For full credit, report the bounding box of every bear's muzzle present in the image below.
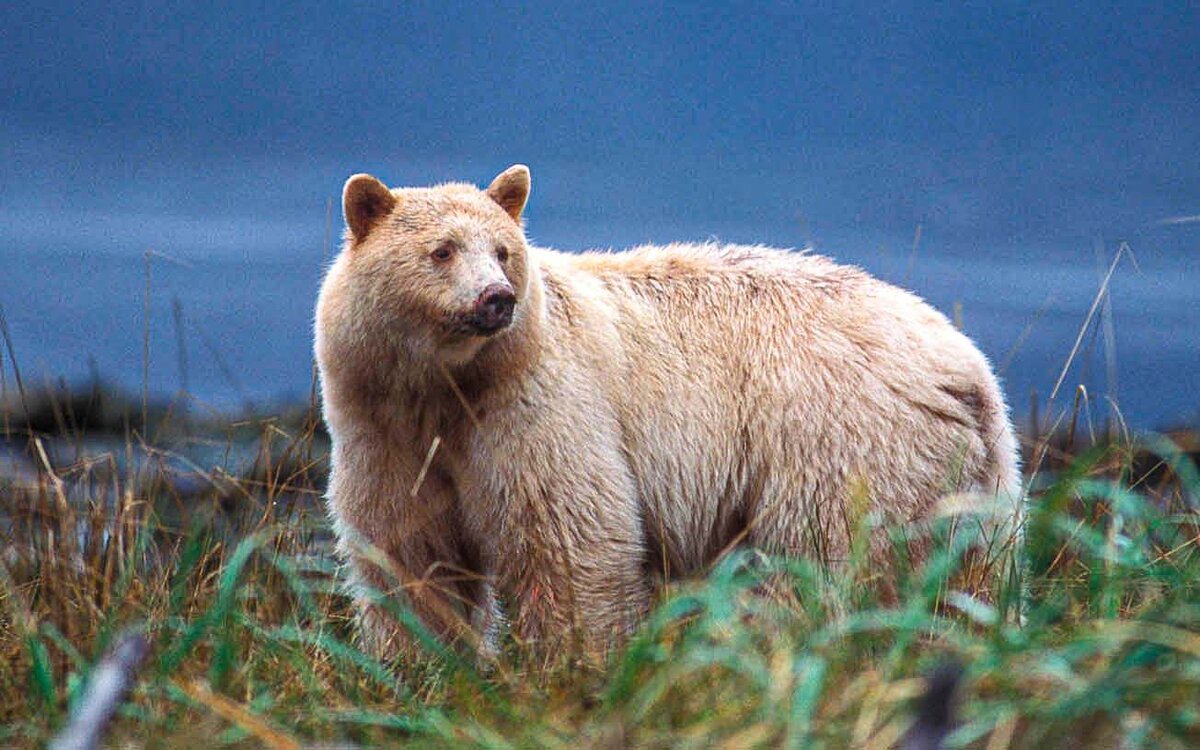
[469,283,516,335]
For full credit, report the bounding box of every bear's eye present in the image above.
[496,245,509,263]
[430,242,456,263]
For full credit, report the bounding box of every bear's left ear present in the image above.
[486,164,531,223]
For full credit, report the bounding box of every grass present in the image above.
[2,385,1200,748]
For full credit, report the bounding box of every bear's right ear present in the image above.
[343,174,397,241]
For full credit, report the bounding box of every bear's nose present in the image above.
[472,283,516,334]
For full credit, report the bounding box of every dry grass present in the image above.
[1,384,1199,748]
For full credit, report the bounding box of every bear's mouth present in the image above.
[450,309,515,338]
[468,316,511,336]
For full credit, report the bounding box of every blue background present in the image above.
[1,2,1197,426]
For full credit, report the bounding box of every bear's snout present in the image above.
[471,283,516,334]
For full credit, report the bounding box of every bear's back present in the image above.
[525,242,1018,570]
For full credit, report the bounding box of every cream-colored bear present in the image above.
[315,165,1021,657]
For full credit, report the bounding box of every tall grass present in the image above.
[1,388,1199,747]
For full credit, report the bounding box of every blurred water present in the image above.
[2,2,1199,433]
[1,187,1197,429]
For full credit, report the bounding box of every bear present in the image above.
[314,164,1022,659]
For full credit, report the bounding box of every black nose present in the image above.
[472,283,516,333]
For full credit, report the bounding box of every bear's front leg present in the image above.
[344,524,491,661]
[327,440,489,660]
[488,456,653,658]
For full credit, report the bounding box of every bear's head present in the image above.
[321,165,534,373]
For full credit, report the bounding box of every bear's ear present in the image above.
[343,174,397,241]
[486,164,531,223]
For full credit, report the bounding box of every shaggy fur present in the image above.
[315,165,1021,657]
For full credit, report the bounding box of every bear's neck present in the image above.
[327,275,544,452]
